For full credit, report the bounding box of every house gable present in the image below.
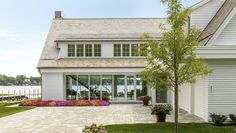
[208,6,236,46]
[190,0,225,30]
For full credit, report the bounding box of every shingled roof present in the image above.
[38,18,168,68]
[198,0,236,46]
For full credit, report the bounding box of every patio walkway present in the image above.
[0,104,204,133]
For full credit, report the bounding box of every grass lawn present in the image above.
[0,94,12,96]
[105,123,236,133]
[0,101,35,118]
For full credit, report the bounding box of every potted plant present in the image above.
[139,96,151,106]
[151,103,173,122]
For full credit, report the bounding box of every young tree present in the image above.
[140,0,212,133]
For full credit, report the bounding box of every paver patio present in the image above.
[0,104,204,133]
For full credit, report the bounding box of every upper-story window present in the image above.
[67,44,101,57]
[94,44,101,57]
[68,44,75,57]
[114,44,121,56]
[85,44,93,57]
[131,44,139,56]
[113,43,145,57]
[76,44,84,57]
[122,44,130,56]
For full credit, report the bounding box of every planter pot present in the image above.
[143,100,149,106]
[157,114,166,122]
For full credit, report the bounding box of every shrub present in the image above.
[210,113,227,126]
[151,103,172,115]
[83,123,107,133]
[229,114,236,125]
[19,100,110,106]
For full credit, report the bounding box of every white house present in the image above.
[38,0,236,121]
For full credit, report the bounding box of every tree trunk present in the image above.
[174,84,179,133]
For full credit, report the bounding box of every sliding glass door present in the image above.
[66,74,147,101]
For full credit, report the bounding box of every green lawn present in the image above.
[0,94,12,96]
[105,123,236,133]
[0,102,35,118]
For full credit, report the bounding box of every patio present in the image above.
[0,104,204,133]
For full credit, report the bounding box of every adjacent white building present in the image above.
[38,0,236,121]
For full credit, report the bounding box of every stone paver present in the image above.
[0,104,204,133]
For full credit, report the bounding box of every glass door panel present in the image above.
[127,76,135,100]
[66,75,77,100]
[90,75,100,100]
[101,75,112,100]
[136,75,147,99]
[78,75,89,100]
[114,75,125,100]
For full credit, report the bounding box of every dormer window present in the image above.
[94,44,101,57]
[68,44,75,57]
[85,44,93,57]
[67,43,101,57]
[76,44,84,57]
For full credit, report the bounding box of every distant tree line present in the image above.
[0,74,41,86]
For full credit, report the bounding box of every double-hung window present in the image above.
[122,44,130,56]
[114,44,121,56]
[68,44,75,57]
[131,44,139,56]
[85,44,93,57]
[94,44,101,57]
[76,44,84,57]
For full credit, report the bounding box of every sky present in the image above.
[0,0,200,77]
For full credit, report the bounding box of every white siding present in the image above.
[102,43,113,57]
[208,60,236,116]
[192,76,208,121]
[42,72,65,100]
[179,83,191,113]
[214,12,236,46]
[178,76,208,121]
[190,0,225,29]
[57,42,143,58]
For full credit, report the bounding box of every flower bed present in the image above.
[19,100,110,106]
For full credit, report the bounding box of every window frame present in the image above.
[85,44,93,57]
[114,44,121,57]
[76,44,84,57]
[122,44,130,56]
[94,44,101,57]
[68,44,76,57]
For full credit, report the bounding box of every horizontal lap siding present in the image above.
[190,0,225,29]
[214,12,236,45]
[208,61,236,115]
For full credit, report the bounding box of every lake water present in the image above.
[0,86,41,99]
